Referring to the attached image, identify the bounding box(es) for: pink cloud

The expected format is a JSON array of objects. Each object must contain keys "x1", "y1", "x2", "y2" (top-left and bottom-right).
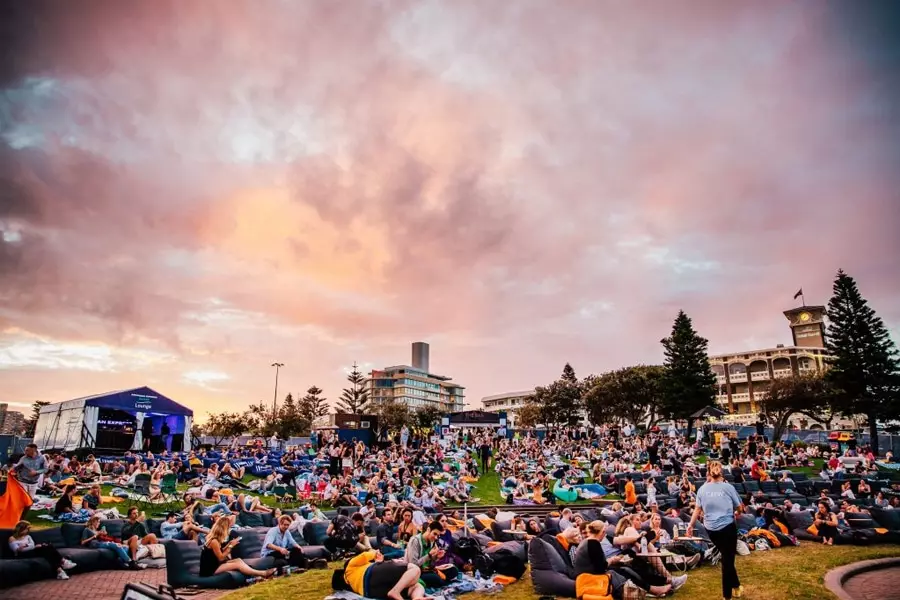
[{"x1": 1, "y1": 1, "x2": 898, "y2": 414}]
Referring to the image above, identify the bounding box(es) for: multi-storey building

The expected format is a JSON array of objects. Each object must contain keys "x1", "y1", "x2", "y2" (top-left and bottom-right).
[
  {"x1": 710, "y1": 305, "x2": 829, "y2": 423},
  {"x1": 366, "y1": 342, "x2": 465, "y2": 412},
  {"x1": 480, "y1": 391, "x2": 534, "y2": 428},
  {"x1": 0, "y1": 403, "x2": 27, "y2": 435}
]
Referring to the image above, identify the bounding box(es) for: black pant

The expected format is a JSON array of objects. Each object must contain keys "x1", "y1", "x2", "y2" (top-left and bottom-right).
[
  {"x1": 19, "y1": 545, "x2": 64, "y2": 569},
  {"x1": 420, "y1": 565, "x2": 459, "y2": 588},
  {"x1": 707, "y1": 522, "x2": 741, "y2": 599},
  {"x1": 272, "y1": 547, "x2": 308, "y2": 569},
  {"x1": 324, "y1": 537, "x2": 357, "y2": 555}
]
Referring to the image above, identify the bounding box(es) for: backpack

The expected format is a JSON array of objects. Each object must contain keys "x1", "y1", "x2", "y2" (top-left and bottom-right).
[
  {"x1": 473, "y1": 552, "x2": 495, "y2": 576},
  {"x1": 333, "y1": 516, "x2": 359, "y2": 543},
  {"x1": 490, "y1": 550, "x2": 527, "y2": 580},
  {"x1": 452, "y1": 536, "x2": 482, "y2": 562}
]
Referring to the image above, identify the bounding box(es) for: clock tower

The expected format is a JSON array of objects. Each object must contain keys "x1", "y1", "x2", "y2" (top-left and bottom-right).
[{"x1": 783, "y1": 305, "x2": 827, "y2": 348}]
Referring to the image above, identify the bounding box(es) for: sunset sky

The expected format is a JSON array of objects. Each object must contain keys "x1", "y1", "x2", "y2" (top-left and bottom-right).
[{"x1": 1, "y1": 1, "x2": 898, "y2": 421}]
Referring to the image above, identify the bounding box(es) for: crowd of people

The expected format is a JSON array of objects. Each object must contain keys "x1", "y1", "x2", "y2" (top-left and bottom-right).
[{"x1": 4, "y1": 421, "x2": 898, "y2": 598}]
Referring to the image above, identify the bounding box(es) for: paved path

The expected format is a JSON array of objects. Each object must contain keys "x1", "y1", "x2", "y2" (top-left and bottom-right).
[
  {"x1": 3, "y1": 568, "x2": 226, "y2": 600},
  {"x1": 843, "y1": 566, "x2": 900, "y2": 600}
]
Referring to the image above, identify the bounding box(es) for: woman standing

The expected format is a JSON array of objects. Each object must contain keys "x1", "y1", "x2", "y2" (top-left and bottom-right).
[{"x1": 687, "y1": 461, "x2": 743, "y2": 600}]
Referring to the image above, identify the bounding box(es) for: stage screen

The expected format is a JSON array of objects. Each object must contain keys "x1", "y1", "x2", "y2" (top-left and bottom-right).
[{"x1": 96, "y1": 408, "x2": 137, "y2": 450}]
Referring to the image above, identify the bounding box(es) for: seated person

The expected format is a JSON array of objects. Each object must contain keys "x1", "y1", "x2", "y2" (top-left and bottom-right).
[
  {"x1": 200, "y1": 516, "x2": 274, "y2": 579},
  {"x1": 262, "y1": 515, "x2": 309, "y2": 570},
  {"x1": 55, "y1": 484, "x2": 78, "y2": 516},
  {"x1": 9, "y1": 520, "x2": 76, "y2": 580},
  {"x1": 161, "y1": 511, "x2": 208, "y2": 541},
  {"x1": 613, "y1": 514, "x2": 686, "y2": 591},
  {"x1": 81, "y1": 484, "x2": 103, "y2": 511},
  {"x1": 81, "y1": 514, "x2": 140, "y2": 569},
  {"x1": 121, "y1": 506, "x2": 159, "y2": 561},
  {"x1": 404, "y1": 521, "x2": 458, "y2": 588},
  {"x1": 79, "y1": 455, "x2": 103, "y2": 482},
  {"x1": 375, "y1": 509, "x2": 404, "y2": 559},
  {"x1": 325, "y1": 511, "x2": 367, "y2": 557}
]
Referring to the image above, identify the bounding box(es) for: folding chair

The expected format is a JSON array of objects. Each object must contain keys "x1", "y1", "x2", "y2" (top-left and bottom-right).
[
  {"x1": 159, "y1": 473, "x2": 179, "y2": 511},
  {"x1": 133, "y1": 473, "x2": 153, "y2": 509}
]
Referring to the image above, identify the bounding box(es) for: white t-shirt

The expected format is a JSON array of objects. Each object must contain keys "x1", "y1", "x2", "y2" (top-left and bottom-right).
[{"x1": 9, "y1": 535, "x2": 34, "y2": 554}]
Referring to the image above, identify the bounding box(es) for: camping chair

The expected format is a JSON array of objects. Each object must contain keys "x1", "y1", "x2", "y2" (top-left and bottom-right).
[
  {"x1": 158, "y1": 473, "x2": 179, "y2": 511},
  {"x1": 133, "y1": 473, "x2": 153, "y2": 509}
]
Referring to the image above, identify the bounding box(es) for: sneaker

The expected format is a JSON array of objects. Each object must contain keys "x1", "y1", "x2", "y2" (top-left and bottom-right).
[
  {"x1": 686, "y1": 554, "x2": 702, "y2": 568},
  {"x1": 671, "y1": 574, "x2": 688, "y2": 592},
  {"x1": 733, "y1": 585, "x2": 744, "y2": 598},
  {"x1": 57, "y1": 570, "x2": 70, "y2": 580},
  {"x1": 61, "y1": 559, "x2": 77, "y2": 570}
]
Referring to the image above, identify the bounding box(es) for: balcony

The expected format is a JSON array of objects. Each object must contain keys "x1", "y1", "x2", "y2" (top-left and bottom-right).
[
  {"x1": 773, "y1": 369, "x2": 792, "y2": 379},
  {"x1": 731, "y1": 392, "x2": 751, "y2": 402},
  {"x1": 716, "y1": 375, "x2": 727, "y2": 384},
  {"x1": 729, "y1": 373, "x2": 748, "y2": 383},
  {"x1": 750, "y1": 371, "x2": 770, "y2": 381}
]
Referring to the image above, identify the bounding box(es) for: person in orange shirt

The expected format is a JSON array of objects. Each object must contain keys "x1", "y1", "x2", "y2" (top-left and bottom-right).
[
  {"x1": 340, "y1": 550, "x2": 428, "y2": 600},
  {"x1": 624, "y1": 475, "x2": 637, "y2": 507}
]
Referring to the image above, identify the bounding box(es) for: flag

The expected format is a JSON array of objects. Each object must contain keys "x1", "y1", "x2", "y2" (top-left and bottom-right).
[
  {"x1": 793, "y1": 288, "x2": 803, "y2": 300},
  {"x1": 0, "y1": 475, "x2": 33, "y2": 528}
]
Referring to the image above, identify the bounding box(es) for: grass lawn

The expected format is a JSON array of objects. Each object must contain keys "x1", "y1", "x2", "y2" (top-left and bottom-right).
[{"x1": 222, "y1": 543, "x2": 900, "y2": 600}]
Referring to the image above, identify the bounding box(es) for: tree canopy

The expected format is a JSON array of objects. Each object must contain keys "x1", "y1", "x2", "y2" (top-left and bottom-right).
[
  {"x1": 825, "y1": 269, "x2": 900, "y2": 453},
  {"x1": 336, "y1": 362, "x2": 370, "y2": 415},
  {"x1": 660, "y1": 310, "x2": 717, "y2": 419}
]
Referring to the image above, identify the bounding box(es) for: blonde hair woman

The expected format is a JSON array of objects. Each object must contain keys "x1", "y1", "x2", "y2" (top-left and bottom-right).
[
  {"x1": 687, "y1": 461, "x2": 743, "y2": 600},
  {"x1": 200, "y1": 515, "x2": 274, "y2": 579},
  {"x1": 81, "y1": 515, "x2": 136, "y2": 568},
  {"x1": 9, "y1": 520, "x2": 75, "y2": 579}
]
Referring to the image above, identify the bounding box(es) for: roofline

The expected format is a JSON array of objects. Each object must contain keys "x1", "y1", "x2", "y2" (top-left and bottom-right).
[
  {"x1": 708, "y1": 345, "x2": 828, "y2": 360},
  {"x1": 481, "y1": 391, "x2": 535, "y2": 402},
  {"x1": 366, "y1": 366, "x2": 458, "y2": 383}
]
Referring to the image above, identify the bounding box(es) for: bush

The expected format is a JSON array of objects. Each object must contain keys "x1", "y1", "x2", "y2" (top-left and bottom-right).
[{"x1": 792, "y1": 440, "x2": 808, "y2": 449}]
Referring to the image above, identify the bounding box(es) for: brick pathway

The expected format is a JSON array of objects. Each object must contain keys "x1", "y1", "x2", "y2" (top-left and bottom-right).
[
  {"x1": 3, "y1": 568, "x2": 226, "y2": 600},
  {"x1": 843, "y1": 567, "x2": 900, "y2": 600}
]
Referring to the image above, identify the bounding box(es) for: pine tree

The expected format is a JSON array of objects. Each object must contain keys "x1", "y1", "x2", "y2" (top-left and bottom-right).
[
  {"x1": 561, "y1": 363, "x2": 578, "y2": 384},
  {"x1": 660, "y1": 310, "x2": 717, "y2": 420},
  {"x1": 533, "y1": 364, "x2": 583, "y2": 427},
  {"x1": 298, "y1": 385, "x2": 329, "y2": 432},
  {"x1": 825, "y1": 269, "x2": 900, "y2": 454},
  {"x1": 337, "y1": 362, "x2": 370, "y2": 415}
]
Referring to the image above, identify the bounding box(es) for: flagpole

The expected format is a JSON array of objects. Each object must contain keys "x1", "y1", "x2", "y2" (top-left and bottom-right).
[{"x1": 802, "y1": 292, "x2": 805, "y2": 307}]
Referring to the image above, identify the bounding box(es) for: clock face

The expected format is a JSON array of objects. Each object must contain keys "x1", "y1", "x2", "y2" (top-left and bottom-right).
[{"x1": 799, "y1": 312, "x2": 811, "y2": 322}]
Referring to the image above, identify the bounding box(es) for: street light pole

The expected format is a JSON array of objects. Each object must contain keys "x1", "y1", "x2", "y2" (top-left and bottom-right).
[{"x1": 271, "y1": 362, "x2": 284, "y2": 419}]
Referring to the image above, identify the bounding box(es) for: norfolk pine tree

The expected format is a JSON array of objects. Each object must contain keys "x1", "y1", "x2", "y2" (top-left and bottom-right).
[
  {"x1": 825, "y1": 269, "x2": 900, "y2": 454},
  {"x1": 337, "y1": 362, "x2": 370, "y2": 415},
  {"x1": 660, "y1": 311, "x2": 717, "y2": 420}
]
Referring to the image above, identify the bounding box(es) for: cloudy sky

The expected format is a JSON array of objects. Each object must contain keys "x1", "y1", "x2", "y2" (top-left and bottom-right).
[{"x1": 1, "y1": 1, "x2": 898, "y2": 419}]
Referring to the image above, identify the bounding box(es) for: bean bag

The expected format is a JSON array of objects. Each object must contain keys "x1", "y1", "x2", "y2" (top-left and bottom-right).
[
  {"x1": 163, "y1": 540, "x2": 244, "y2": 589},
  {"x1": 303, "y1": 521, "x2": 330, "y2": 545},
  {"x1": 573, "y1": 484, "x2": 607, "y2": 498},
  {"x1": 529, "y1": 537, "x2": 575, "y2": 597},
  {"x1": 871, "y1": 508, "x2": 900, "y2": 532},
  {"x1": 553, "y1": 483, "x2": 579, "y2": 503},
  {"x1": 485, "y1": 540, "x2": 527, "y2": 562}
]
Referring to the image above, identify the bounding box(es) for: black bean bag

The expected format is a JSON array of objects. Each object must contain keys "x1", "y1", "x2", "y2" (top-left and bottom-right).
[
  {"x1": 528, "y1": 537, "x2": 575, "y2": 597},
  {"x1": 303, "y1": 521, "x2": 330, "y2": 545},
  {"x1": 871, "y1": 508, "x2": 900, "y2": 532},
  {"x1": 163, "y1": 540, "x2": 245, "y2": 589},
  {"x1": 486, "y1": 540, "x2": 527, "y2": 562}
]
